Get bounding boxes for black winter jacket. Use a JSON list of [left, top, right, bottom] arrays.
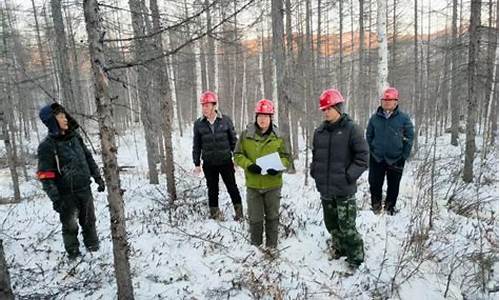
[[37, 104, 100, 204], [311, 114, 369, 198], [192, 111, 237, 166]]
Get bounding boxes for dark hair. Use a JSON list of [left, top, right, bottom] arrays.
[[51, 103, 66, 115]]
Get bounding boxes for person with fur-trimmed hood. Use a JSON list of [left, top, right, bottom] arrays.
[[37, 103, 104, 259]]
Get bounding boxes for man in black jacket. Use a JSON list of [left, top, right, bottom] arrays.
[[193, 91, 242, 221], [310, 89, 369, 269], [37, 103, 105, 259]]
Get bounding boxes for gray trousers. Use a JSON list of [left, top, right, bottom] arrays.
[[246, 187, 281, 247]]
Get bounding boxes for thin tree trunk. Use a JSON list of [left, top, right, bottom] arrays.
[[339, 0, 344, 93], [31, 0, 55, 97], [63, 7, 85, 117], [205, 0, 216, 91], [450, 0, 459, 145], [82, 0, 135, 298], [1, 10, 20, 203], [150, 0, 177, 202], [0, 241, 14, 300], [128, 0, 159, 184], [377, 0, 389, 95], [50, 0, 75, 110], [463, 0, 481, 183]]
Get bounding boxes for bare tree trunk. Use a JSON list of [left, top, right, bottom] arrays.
[[272, 0, 294, 172], [488, 49, 498, 145], [412, 0, 420, 153], [63, 7, 85, 117], [339, 0, 344, 92], [450, 0, 459, 146], [128, 0, 159, 184], [31, 0, 56, 98], [42, 5, 61, 98], [205, 0, 216, 91], [483, 0, 497, 136], [0, 241, 14, 300], [0, 10, 20, 203], [463, 0, 481, 183], [82, 0, 135, 298], [358, 0, 366, 125], [349, 0, 356, 117], [50, 0, 75, 110], [377, 0, 389, 95], [150, 0, 177, 202]]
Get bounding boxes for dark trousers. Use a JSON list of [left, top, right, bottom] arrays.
[[203, 162, 242, 208], [368, 156, 404, 210], [59, 187, 99, 254]]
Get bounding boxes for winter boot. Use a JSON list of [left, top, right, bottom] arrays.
[[86, 244, 99, 252], [385, 206, 396, 216], [67, 249, 81, 260], [209, 207, 222, 220], [249, 221, 264, 246], [371, 200, 382, 214], [326, 238, 342, 260], [233, 204, 243, 221], [265, 219, 279, 248]]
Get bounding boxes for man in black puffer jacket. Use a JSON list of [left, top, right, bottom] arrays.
[[311, 89, 369, 269], [193, 91, 242, 221], [37, 103, 105, 259]]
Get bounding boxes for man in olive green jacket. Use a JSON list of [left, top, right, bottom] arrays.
[[234, 99, 290, 249]]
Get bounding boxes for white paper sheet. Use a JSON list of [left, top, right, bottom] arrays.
[[256, 152, 286, 175]]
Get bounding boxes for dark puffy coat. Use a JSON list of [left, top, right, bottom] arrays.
[[37, 104, 100, 204], [366, 106, 414, 165], [311, 114, 369, 198], [192, 111, 237, 166]]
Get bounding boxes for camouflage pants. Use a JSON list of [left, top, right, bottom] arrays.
[[246, 187, 281, 248], [321, 194, 364, 265], [59, 187, 99, 255]]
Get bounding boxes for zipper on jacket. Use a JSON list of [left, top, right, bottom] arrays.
[[326, 130, 332, 196]]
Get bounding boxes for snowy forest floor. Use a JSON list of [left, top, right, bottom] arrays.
[[0, 126, 498, 299]]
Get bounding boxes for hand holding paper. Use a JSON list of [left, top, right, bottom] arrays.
[[256, 152, 286, 175]]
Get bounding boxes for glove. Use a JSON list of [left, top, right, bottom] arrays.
[[247, 164, 262, 174], [266, 168, 279, 176], [52, 199, 63, 213], [95, 177, 105, 192]]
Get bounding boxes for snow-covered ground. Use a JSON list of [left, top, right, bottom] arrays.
[[0, 126, 497, 299]]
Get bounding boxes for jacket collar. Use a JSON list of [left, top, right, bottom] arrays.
[[246, 122, 278, 140], [317, 113, 350, 132], [202, 110, 223, 122], [376, 105, 400, 118]]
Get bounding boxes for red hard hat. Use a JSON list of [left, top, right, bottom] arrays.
[[255, 99, 275, 114], [381, 87, 399, 101], [200, 91, 218, 104], [319, 89, 345, 110]]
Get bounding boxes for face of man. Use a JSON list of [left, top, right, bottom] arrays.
[[202, 103, 216, 118], [256, 114, 271, 131], [322, 106, 340, 122], [55, 112, 68, 132], [381, 99, 398, 111]]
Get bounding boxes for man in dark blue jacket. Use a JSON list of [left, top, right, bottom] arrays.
[[366, 87, 414, 215], [37, 103, 105, 259]]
